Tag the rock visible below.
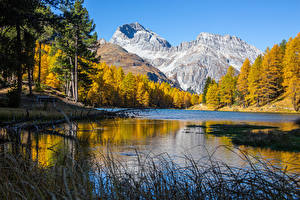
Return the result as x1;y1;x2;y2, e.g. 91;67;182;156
110;22;262;93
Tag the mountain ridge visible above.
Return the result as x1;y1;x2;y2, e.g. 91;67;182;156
110;22;262;93
96;40;178;86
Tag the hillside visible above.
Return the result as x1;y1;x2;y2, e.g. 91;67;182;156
189;94;299;113
96;40;176;85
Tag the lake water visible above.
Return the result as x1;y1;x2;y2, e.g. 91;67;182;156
11;109;300;172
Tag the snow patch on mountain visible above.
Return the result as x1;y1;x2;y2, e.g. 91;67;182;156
110;23;262;93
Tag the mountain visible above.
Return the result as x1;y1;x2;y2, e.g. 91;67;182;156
110;22;262;93
96;39;175;84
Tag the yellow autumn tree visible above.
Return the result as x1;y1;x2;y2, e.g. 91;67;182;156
206;82;220;109
45;73;61;88
237;58;251;107
120;72;137;107
247;55;263;106
260;44;284;105
34;43;51;85
283;33;300;111
191;94;199;105
218;66;237;107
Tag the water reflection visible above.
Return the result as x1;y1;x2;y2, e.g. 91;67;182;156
2;117;299;173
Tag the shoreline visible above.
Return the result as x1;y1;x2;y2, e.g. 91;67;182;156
188;104;300;115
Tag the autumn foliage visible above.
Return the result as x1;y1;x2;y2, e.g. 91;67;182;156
34;44;200;108
205;33;300;111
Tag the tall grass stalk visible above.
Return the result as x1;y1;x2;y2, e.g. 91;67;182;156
0;146;299;200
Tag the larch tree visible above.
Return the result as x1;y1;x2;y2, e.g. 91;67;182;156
247;55;263;106
283;33;300;111
120;72;136;107
237;58;251;107
260;44;284;105
202;76;213;104
218;66;237;107
206;82;220;109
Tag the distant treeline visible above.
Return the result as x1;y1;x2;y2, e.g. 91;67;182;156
32;43;201;108
204;33;300;111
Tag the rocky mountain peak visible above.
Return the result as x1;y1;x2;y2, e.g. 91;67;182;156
110;22;171;51
118;22;146;39
110;23;262;93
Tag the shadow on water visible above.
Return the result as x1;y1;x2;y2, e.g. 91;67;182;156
0;111;300;199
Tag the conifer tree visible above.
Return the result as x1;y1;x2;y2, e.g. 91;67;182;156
120;73;136;107
55;0;97;102
237;58;251;107
260;44;284;104
191;94;199;105
283;33;300;111
0;0;71;106
206;83;220;108
219;66;237;107
202;76;213;104
247;55;263;106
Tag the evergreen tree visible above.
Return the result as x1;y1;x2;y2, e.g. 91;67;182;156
0;0;71;106
55;0;97;102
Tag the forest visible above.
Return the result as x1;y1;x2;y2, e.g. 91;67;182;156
0;0;299;111
204;34;300;111
0;0;200;109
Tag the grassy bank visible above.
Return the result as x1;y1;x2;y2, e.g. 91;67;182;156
186;123;300;152
0;149;299;199
189;95;300;114
0;86;130;125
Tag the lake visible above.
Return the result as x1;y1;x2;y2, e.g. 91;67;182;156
13;109;300;172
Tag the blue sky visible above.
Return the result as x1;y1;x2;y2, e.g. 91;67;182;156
84;0;300;50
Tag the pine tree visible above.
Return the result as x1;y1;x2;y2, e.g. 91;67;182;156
237;58;251;107
0;0;71;106
55;0;97;102
283;33;300;111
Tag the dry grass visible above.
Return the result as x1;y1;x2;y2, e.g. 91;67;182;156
0;148;299;200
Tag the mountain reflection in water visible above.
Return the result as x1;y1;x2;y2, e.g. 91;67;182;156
3;113;298;173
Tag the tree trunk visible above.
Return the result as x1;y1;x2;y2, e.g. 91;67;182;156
16;22;22;107
74;35;78;103
38;41;42;87
27;64;32;95
27;46;35;95
69;56;75;100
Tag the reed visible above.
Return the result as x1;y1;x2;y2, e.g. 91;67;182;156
0;148;299;200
